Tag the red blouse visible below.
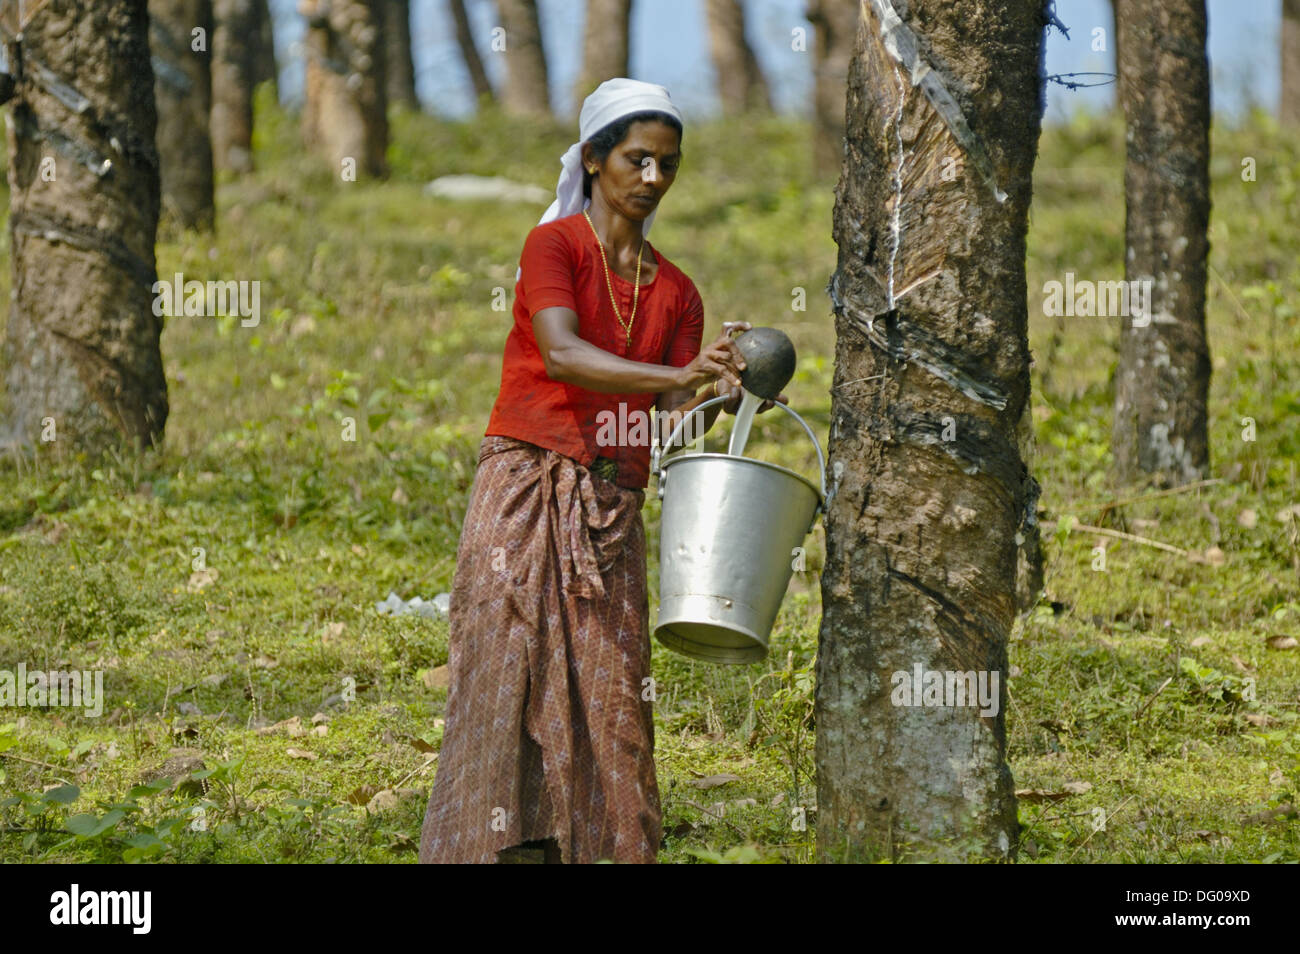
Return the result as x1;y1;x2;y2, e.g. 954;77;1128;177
485;212;705;489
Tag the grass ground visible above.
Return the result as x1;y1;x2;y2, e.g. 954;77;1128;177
0;89;1297;862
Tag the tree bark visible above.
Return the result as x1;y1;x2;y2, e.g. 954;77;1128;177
211;0;257;173
1015;398;1044;612
300;0;389;178
385;0;418;109
574;0;632;110
806;0;859;179
1112;0;1210;487
705;0;771;115
148;0;214;230
2;0;168;452
449;0;493;106
1283;0;1300;126
818;0;1045;862
251;0;278;95
497;0;549;117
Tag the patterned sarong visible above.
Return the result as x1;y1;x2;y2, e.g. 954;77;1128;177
418;435;663;863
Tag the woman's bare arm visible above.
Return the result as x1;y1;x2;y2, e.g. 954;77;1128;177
532;307;745;395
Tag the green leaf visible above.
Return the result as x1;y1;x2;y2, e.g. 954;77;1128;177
66;808;125;838
42;784;81;805
65;813;102;836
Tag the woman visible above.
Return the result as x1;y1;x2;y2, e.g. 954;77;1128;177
418;78;783;865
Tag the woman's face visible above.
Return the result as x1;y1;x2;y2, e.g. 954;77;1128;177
585;120;681;221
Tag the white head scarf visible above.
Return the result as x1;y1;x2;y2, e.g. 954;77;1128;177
517;77;684;281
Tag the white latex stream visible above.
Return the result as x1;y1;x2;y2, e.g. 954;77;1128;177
727;389;763;457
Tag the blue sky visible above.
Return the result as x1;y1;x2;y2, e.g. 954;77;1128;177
270;0;1283;122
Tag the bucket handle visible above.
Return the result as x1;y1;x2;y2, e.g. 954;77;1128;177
651;395;827;520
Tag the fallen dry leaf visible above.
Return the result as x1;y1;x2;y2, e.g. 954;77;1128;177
255;716;303;737
1230;654;1255;673
1275;504;1300;523
366;789;400;814
1244;713;1278;727
1237;509;1257;529
286;747;317;761
187;568;219;592
347;784;379;805
1266;635;1298;650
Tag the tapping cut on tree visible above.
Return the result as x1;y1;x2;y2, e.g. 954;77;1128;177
818;0;1046;862
1;0;168;453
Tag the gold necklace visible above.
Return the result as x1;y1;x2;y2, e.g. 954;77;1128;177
584;209;644;348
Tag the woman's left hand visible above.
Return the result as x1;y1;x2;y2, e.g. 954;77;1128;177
716;379;788;415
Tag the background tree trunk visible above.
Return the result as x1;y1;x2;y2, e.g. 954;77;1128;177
385;0;418;109
252;0;278;96
705;0;771;115
1283;0;1300;126
2;0;167;452
212;0;257;173
497;0;550;117
574;0;632;110
149;0;214;230
817;0;1044;862
1112;0;1210;487
300;0;389;178
806;0;859;179
450;0;493;106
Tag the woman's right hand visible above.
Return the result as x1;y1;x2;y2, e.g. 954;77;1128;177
676;321;750;392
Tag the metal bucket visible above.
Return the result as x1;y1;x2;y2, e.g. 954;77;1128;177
650;395;826;664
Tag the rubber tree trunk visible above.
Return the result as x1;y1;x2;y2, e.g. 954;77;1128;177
149;0;214;230
300;0;389;178
385;0;418;109
497;0;549;117
705;0;771;115
252;0;278;95
1112;0;1210;487
818;0;1045;862
1284;0;1300;126
806;0;858;179
574;0;632;110
2;0;168;453
449;0;493;106
212;0;256;173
